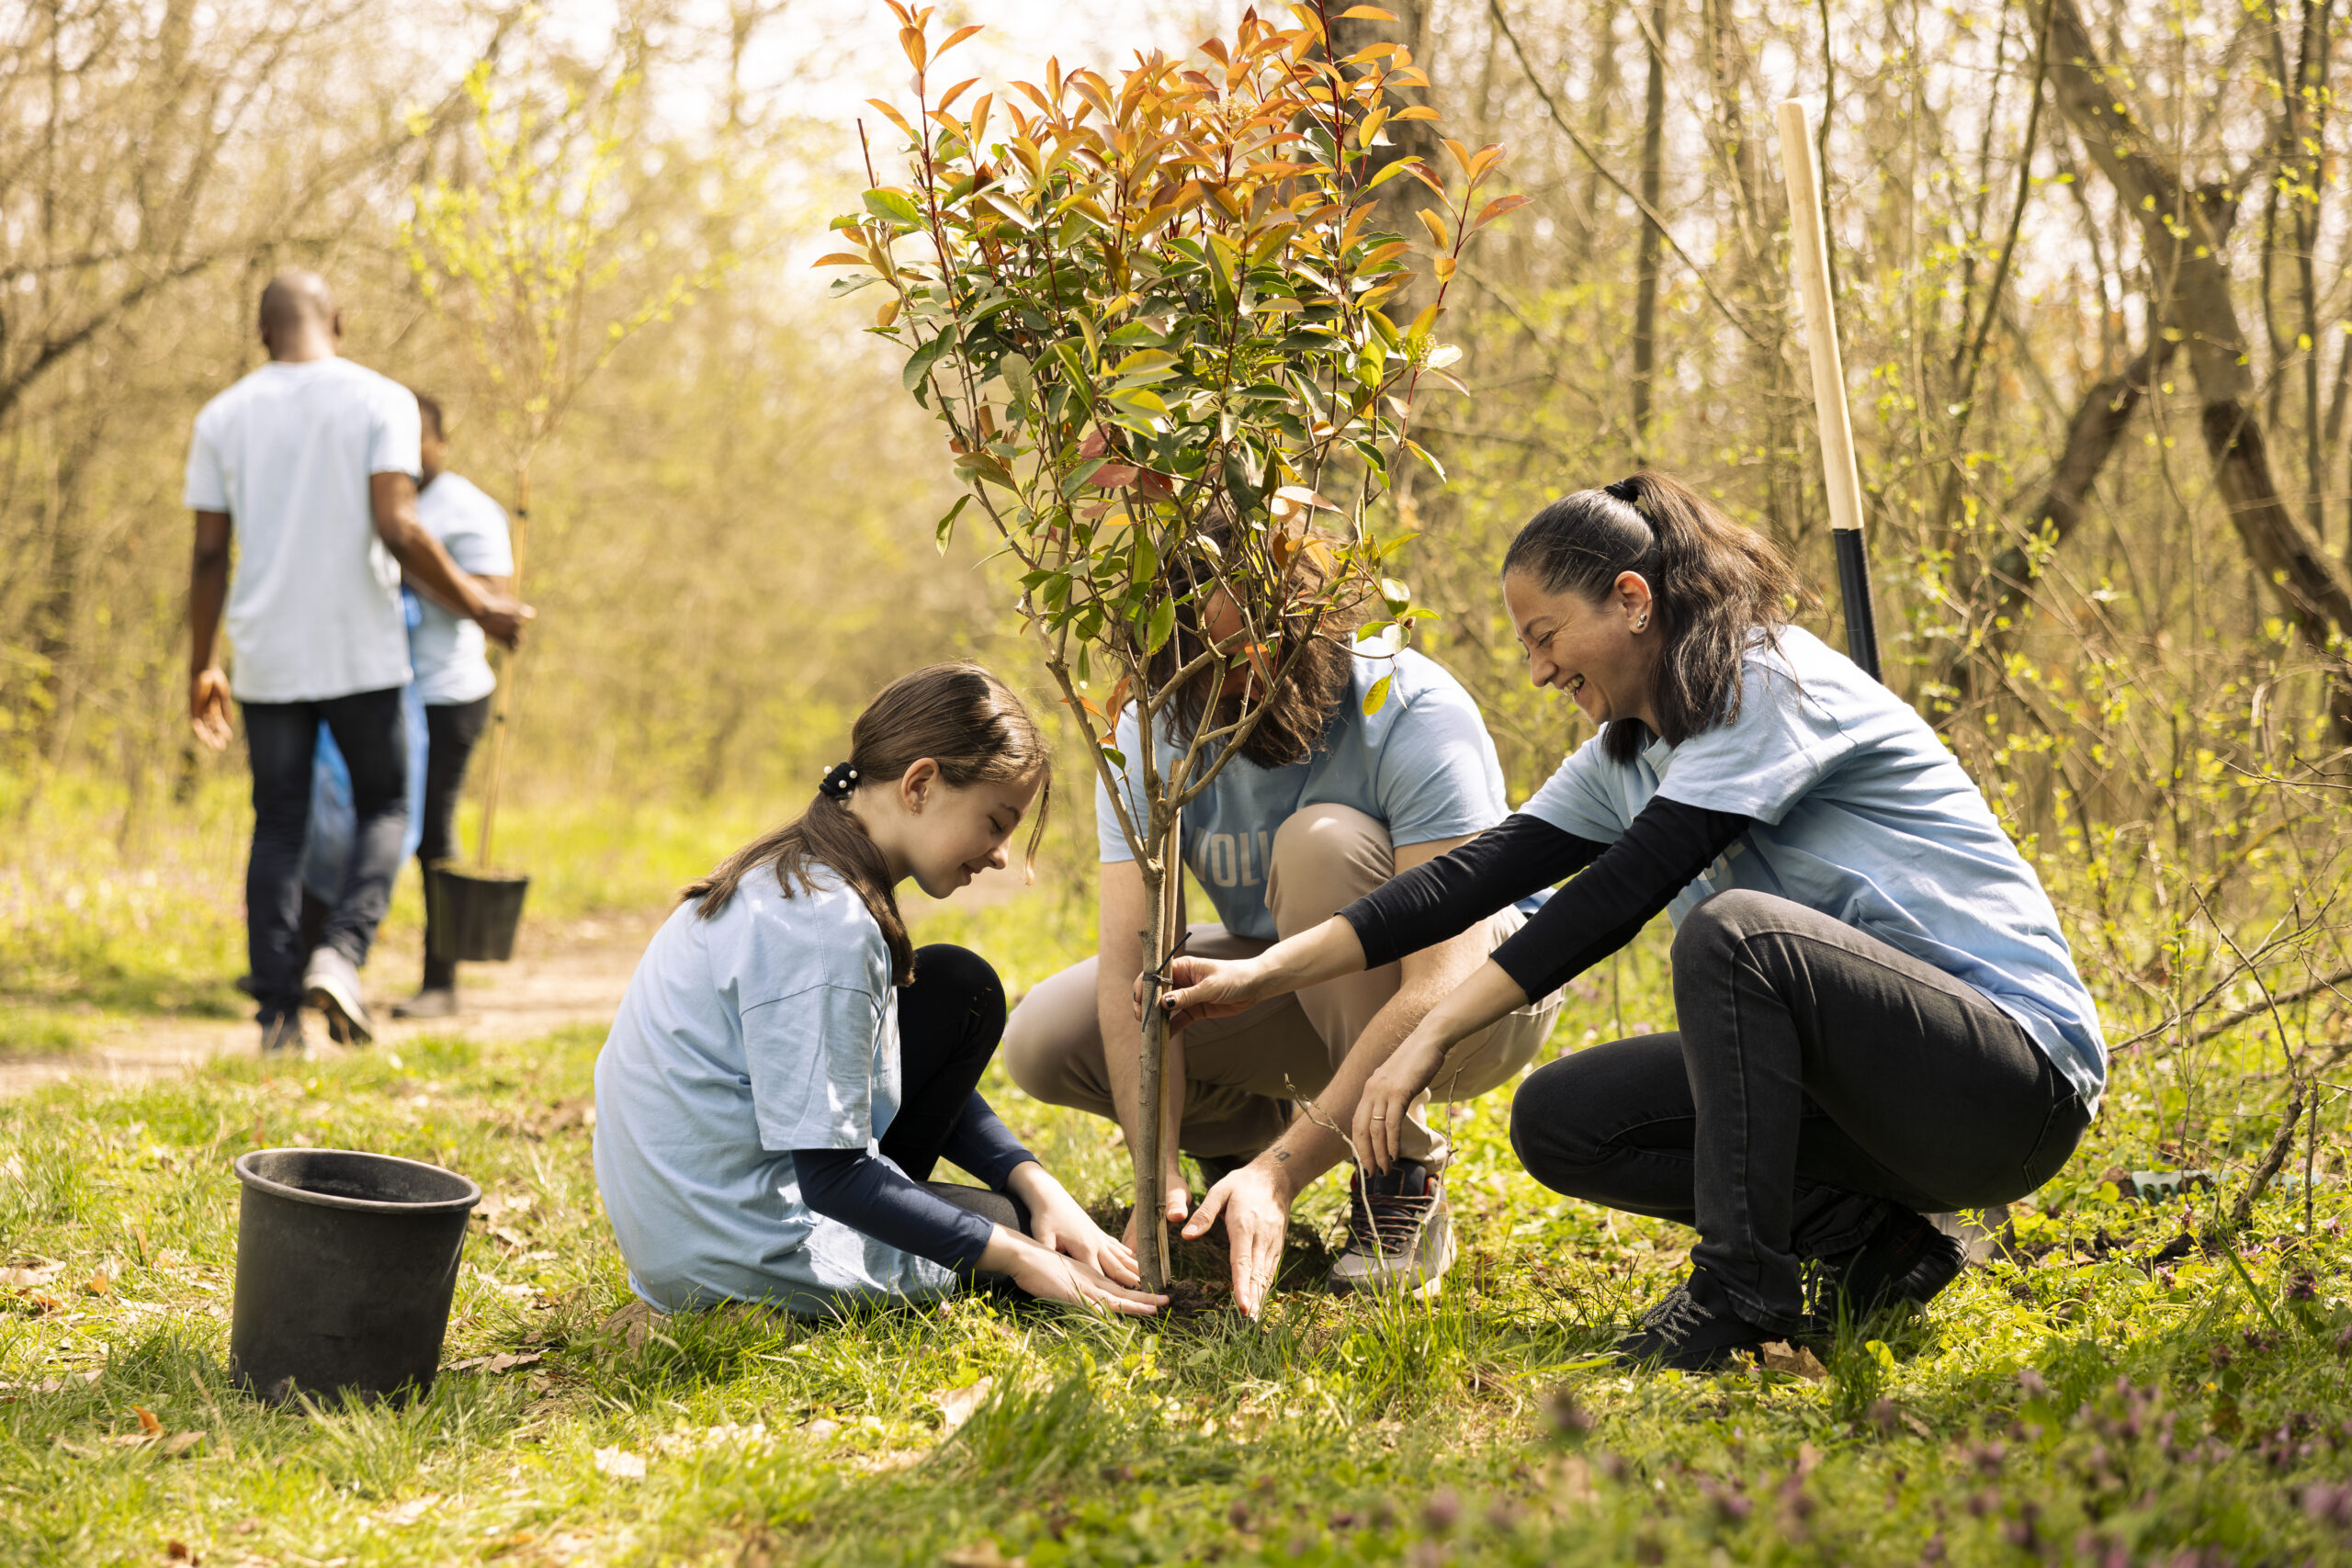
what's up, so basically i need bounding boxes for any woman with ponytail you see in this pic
[594,663,1160,1319]
[1160,473,2105,1366]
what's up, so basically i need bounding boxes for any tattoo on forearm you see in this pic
[1272,1149,1291,1163]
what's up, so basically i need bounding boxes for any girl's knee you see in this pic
[1509,1060,1605,1190]
[913,944,1004,1021]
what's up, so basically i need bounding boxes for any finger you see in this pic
[1233,1225,1273,1317]
[1098,1247,1142,1288]
[1182,1181,1227,1239]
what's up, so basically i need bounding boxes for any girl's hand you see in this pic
[989,1230,1166,1316]
[1352,1030,1448,1174]
[1151,954,1272,1032]
[1025,1180,1143,1288]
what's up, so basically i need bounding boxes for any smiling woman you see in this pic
[1159,469,2109,1372]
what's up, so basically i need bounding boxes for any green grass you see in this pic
[0,774,782,1054]
[3,883,2349,1566]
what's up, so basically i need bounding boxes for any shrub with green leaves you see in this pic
[826,0,1521,1286]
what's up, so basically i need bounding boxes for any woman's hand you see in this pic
[1150,953,1272,1032]
[1010,1164,1142,1287]
[1352,1028,1448,1174]
[984,1226,1166,1316]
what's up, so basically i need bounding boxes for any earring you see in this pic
[1634,615,1648,630]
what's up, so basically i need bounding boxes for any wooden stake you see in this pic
[1775,98,1883,682]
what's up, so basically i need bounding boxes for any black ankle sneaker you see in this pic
[1328,1159,1454,1295]
[1806,1209,1966,1332]
[1614,1277,1775,1372]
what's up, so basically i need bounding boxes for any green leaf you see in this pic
[1363,673,1393,715]
[863,188,924,228]
[934,493,971,551]
[826,275,880,297]
[903,329,956,400]
[1380,577,1411,614]
[1145,597,1177,655]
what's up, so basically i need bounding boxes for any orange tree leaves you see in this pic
[823,0,1517,850]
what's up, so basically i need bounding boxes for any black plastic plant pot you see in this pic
[230,1148,481,1407]
[426,863,530,963]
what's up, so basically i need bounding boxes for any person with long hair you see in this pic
[1161,473,2105,1363]
[1003,522,1560,1307]
[594,663,1161,1318]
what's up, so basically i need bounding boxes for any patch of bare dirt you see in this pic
[0,915,658,1100]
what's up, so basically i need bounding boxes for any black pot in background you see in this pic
[425,863,530,963]
[230,1148,481,1406]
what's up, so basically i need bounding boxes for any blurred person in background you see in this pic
[389,391,516,1021]
[185,270,529,1053]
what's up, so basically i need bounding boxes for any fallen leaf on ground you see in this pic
[932,1377,992,1434]
[603,1299,664,1353]
[0,1369,100,1397]
[82,1270,112,1296]
[376,1494,438,1527]
[1756,1342,1829,1382]
[133,1405,164,1435]
[798,1417,841,1439]
[163,1431,203,1457]
[593,1446,645,1481]
[164,1540,198,1562]
[942,1542,1026,1568]
[0,1258,63,1290]
[447,1350,545,1374]
[14,1291,65,1315]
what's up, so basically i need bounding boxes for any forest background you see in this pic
[5,0,2350,1172]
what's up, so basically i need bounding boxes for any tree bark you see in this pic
[1933,338,2175,702]
[1132,810,1183,1295]
[2038,0,2352,739]
[1630,0,1667,456]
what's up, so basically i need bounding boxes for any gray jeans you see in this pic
[1510,890,2088,1331]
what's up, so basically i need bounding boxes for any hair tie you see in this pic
[819,761,861,801]
[1602,477,1645,513]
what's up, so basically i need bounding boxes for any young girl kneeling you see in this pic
[594,663,1161,1319]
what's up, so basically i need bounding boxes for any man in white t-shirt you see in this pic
[186,271,531,1053]
[388,392,514,1021]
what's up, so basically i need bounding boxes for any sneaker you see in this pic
[258,1014,307,1055]
[1804,1208,1966,1333]
[390,987,458,1021]
[1613,1278,1774,1372]
[302,947,374,1045]
[1328,1159,1455,1296]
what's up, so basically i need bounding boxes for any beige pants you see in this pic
[1004,804,1562,1169]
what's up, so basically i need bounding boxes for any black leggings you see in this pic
[883,943,1019,1186]
[417,695,492,988]
[1510,891,2087,1331]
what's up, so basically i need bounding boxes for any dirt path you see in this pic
[0,914,661,1100]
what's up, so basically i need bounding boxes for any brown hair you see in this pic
[681,663,1051,984]
[1502,470,1813,764]
[1148,510,1362,769]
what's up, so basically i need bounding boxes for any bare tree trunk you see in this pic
[1934,337,2176,699]
[1630,0,1667,456]
[1132,809,1183,1295]
[2039,0,2352,739]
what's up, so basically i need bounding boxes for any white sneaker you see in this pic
[1328,1160,1455,1297]
[302,947,374,1045]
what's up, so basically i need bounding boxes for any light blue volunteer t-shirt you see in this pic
[409,470,514,705]
[1097,643,1510,941]
[1520,626,2108,1108]
[592,863,959,1315]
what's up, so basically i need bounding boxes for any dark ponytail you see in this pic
[681,662,1052,985]
[1502,469,1814,763]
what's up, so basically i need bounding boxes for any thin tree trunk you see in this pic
[2039,0,2352,739]
[1934,337,2175,699]
[1132,808,1183,1295]
[1630,0,1667,456]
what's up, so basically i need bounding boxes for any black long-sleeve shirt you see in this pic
[792,1092,1034,1274]
[1341,799,1753,1002]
